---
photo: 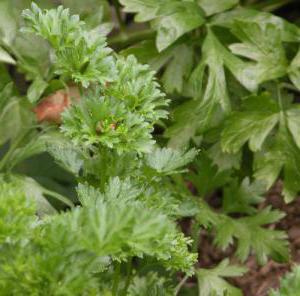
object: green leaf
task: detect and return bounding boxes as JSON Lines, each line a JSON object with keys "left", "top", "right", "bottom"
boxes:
{"left": 22, "top": 3, "right": 116, "bottom": 87}
{"left": 153, "top": 2, "right": 205, "bottom": 51}
{"left": 0, "top": 181, "right": 37, "bottom": 244}
{"left": 161, "top": 44, "right": 194, "bottom": 93}
{"left": 188, "top": 154, "right": 231, "bottom": 196}
{"left": 0, "top": 1, "right": 17, "bottom": 45}
{"left": 167, "top": 29, "right": 250, "bottom": 148}
{"left": 189, "top": 28, "right": 258, "bottom": 115}
{"left": 207, "top": 142, "right": 242, "bottom": 172}
{"left": 165, "top": 99, "right": 207, "bottom": 149}
{"left": 288, "top": 48, "right": 300, "bottom": 90}
{"left": 254, "top": 126, "right": 300, "bottom": 202}
{"left": 119, "top": 0, "right": 205, "bottom": 51}
{"left": 62, "top": 55, "right": 168, "bottom": 155}
{"left": 27, "top": 78, "right": 48, "bottom": 103}
{"left": 286, "top": 106, "right": 300, "bottom": 148}
{"left": 198, "top": 0, "right": 239, "bottom": 16}
{"left": 128, "top": 272, "right": 174, "bottom": 296}
{"left": 223, "top": 178, "right": 265, "bottom": 214}
{"left": 222, "top": 93, "right": 280, "bottom": 153}
{"left": 197, "top": 259, "right": 247, "bottom": 296}
{"left": 211, "top": 7, "right": 300, "bottom": 43}
{"left": 197, "top": 201, "right": 289, "bottom": 264}
{"left": 145, "top": 147, "right": 197, "bottom": 175}
{"left": 0, "top": 175, "right": 56, "bottom": 216}
{"left": 119, "top": 0, "right": 160, "bottom": 22}
{"left": 0, "top": 47, "right": 15, "bottom": 64}
{"left": 0, "top": 85, "right": 34, "bottom": 146}
{"left": 229, "top": 20, "right": 288, "bottom": 85}
{"left": 61, "top": 0, "right": 111, "bottom": 29}
{"left": 221, "top": 89, "right": 300, "bottom": 202}
{"left": 191, "top": 29, "right": 230, "bottom": 111}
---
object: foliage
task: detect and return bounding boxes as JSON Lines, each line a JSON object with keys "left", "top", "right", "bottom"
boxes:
{"left": 197, "top": 259, "right": 247, "bottom": 296}
{"left": 0, "top": 0, "right": 299, "bottom": 295}
{"left": 269, "top": 265, "right": 300, "bottom": 296}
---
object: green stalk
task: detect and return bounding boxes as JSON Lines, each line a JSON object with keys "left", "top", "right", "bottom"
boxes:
{"left": 109, "top": 29, "right": 155, "bottom": 50}
{"left": 252, "top": 0, "right": 294, "bottom": 12}
{"left": 280, "top": 82, "right": 300, "bottom": 94}
{"left": 112, "top": 0, "right": 126, "bottom": 33}
{"left": 121, "top": 259, "right": 133, "bottom": 296}
{"left": 191, "top": 220, "right": 201, "bottom": 253}
{"left": 43, "top": 189, "right": 74, "bottom": 208}
{"left": 174, "top": 274, "right": 190, "bottom": 296}
{"left": 112, "top": 262, "right": 121, "bottom": 296}
{"left": 0, "top": 131, "right": 28, "bottom": 172}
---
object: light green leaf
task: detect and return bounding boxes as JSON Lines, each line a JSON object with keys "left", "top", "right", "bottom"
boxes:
{"left": 190, "top": 28, "right": 258, "bottom": 103}
{"left": 119, "top": 0, "right": 160, "bottom": 22}
{"left": 119, "top": 0, "right": 205, "bottom": 51}
{"left": 146, "top": 147, "right": 197, "bottom": 175}
{"left": 0, "top": 175, "right": 56, "bottom": 216}
{"left": 197, "top": 201, "right": 289, "bottom": 263}
{"left": 153, "top": 2, "right": 205, "bottom": 51}
{"left": 0, "top": 85, "right": 34, "bottom": 146}
{"left": 229, "top": 20, "right": 288, "bottom": 85}
{"left": 254, "top": 127, "right": 300, "bottom": 202}
{"left": 191, "top": 29, "right": 230, "bottom": 111}
{"left": 27, "top": 78, "right": 48, "bottom": 103}
{"left": 222, "top": 93, "right": 280, "bottom": 153}
{"left": 197, "top": 259, "right": 247, "bottom": 296}
{"left": 207, "top": 142, "right": 241, "bottom": 172}
{"left": 288, "top": 48, "right": 300, "bottom": 90}
{"left": 0, "top": 1, "right": 17, "bottom": 45}
{"left": 0, "top": 46, "right": 15, "bottom": 64}
{"left": 286, "top": 107, "right": 300, "bottom": 148}
{"left": 211, "top": 7, "right": 300, "bottom": 43}
{"left": 198, "top": 0, "right": 239, "bottom": 16}
{"left": 188, "top": 154, "right": 231, "bottom": 196}
{"left": 161, "top": 44, "right": 193, "bottom": 93}
{"left": 165, "top": 99, "right": 215, "bottom": 149}
{"left": 128, "top": 272, "right": 174, "bottom": 295}
{"left": 223, "top": 178, "right": 265, "bottom": 214}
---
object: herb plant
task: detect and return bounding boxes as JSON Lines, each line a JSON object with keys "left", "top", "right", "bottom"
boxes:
{"left": 0, "top": 0, "right": 299, "bottom": 295}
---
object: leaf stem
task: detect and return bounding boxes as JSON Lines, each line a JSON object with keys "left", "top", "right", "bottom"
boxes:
{"left": 0, "top": 131, "right": 28, "bottom": 172}
{"left": 112, "top": 0, "right": 126, "bottom": 33}
{"left": 112, "top": 262, "right": 121, "bottom": 296}
{"left": 277, "top": 83, "right": 285, "bottom": 110}
{"left": 191, "top": 220, "right": 201, "bottom": 253}
{"left": 121, "top": 259, "right": 133, "bottom": 296}
{"left": 43, "top": 189, "right": 74, "bottom": 208}
{"left": 108, "top": 29, "right": 155, "bottom": 50}
{"left": 279, "top": 82, "right": 300, "bottom": 94}
{"left": 174, "top": 274, "right": 189, "bottom": 296}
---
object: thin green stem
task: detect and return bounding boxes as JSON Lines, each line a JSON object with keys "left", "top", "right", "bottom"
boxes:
{"left": 280, "top": 82, "right": 300, "bottom": 94}
{"left": 0, "top": 132, "right": 28, "bottom": 172}
{"left": 108, "top": 29, "right": 155, "bottom": 50}
{"left": 112, "top": 262, "right": 121, "bottom": 296}
{"left": 174, "top": 274, "right": 190, "bottom": 296}
{"left": 251, "top": 0, "right": 294, "bottom": 12}
{"left": 121, "top": 259, "right": 133, "bottom": 296}
{"left": 43, "top": 189, "right": 74, "bottom": 208}
{"left": 191, "top": 220, "right": 201, "bottom": 253}
{"left": 277, "top": 83, "right": 289, "bottom": 129}
{"left": 112, "top": 0, "right": 126, "bottom": 33}
{"left": 277, "top": 83, "right": 284, "bottom": 111}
